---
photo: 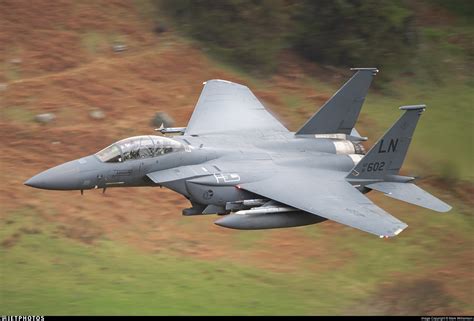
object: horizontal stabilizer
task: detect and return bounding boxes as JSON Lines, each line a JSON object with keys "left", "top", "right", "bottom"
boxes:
{"left": 367, "top": 182, "right": 452, "bottom": 212}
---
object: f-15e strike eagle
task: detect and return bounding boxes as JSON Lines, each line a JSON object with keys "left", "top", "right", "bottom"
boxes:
{"left": 25, "top": 68, "right": 451, "bottom": 238}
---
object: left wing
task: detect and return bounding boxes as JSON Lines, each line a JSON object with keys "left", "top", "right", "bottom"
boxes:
{"left": 185, "top": 79, "right": 288, "bottom": 136}
{"left": 241, "top": 168, "right": 407, "bottom": 237}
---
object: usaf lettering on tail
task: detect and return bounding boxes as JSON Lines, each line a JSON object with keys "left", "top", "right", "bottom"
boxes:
{"left": 378, "top": 138, "right": 399, "bottom": 153}
{"left": 25, "top": 68, "right": 452, "bottom": 238}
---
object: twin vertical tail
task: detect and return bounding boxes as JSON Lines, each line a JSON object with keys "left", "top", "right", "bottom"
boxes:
{"left": 347, "top": 105, "right": 426, "bottom": 180}
{"left": 347, "top": 105, "right": 452, "bottom": 213}
{"left": 295, "top": 68, "right": 451, "bottom": 213}
{"left": 296, "top": 68, "right": 378, "bottom": 136}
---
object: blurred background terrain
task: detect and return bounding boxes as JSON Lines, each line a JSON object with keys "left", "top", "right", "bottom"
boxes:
{"left": 0, "top": 0, "right": 472, "bottom": 315}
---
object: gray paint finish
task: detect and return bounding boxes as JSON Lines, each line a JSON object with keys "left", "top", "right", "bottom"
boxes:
{"left": 185, "top": 79, "right": 288, "bottom": 136}
{"left": 296, "top": 68, "right": 377, "bottom": 135}
{"left": 366, "top": 182, "right": 452, "bottom": 213}
{"left": 25, "top": 69, "right": 451, "bottom": 238}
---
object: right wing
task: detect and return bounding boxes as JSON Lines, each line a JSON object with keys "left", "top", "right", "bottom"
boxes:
{"left": 241, "top": 168, "right": 407, "bottom": 237}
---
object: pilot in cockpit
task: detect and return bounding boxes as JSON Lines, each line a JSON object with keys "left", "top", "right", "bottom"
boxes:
{"left": 95, "top": 135, "right": 184, "bottom": 163}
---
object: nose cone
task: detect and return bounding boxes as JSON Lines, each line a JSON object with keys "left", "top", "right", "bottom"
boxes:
{"left": 24, "top": 156, "right": 98, "bottom": 190}
{"left": 25, "top": 162, "right": 80, "bottom": 190}
{"left": 24, "top": 175, "right": 46, "bottom": 189}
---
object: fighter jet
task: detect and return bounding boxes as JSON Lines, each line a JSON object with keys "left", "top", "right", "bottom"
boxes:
{"left": 25, "top": 68, "right": 451, "bottom": 238}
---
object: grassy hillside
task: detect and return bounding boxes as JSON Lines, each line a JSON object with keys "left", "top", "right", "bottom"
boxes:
{"left": 1, "top": 0, "right": 472, "bottom": 316}
{"left": 2, "top": 201, "right": 472, "bottom": 315}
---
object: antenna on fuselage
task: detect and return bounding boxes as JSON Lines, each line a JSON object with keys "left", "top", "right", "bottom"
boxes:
{"left": 154, "top": 123, "right": 186, "bottom": 135}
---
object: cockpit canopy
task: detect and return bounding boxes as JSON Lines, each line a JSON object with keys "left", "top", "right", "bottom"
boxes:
{"left": 95, "top": 135, "right": 185, "bottom": 163}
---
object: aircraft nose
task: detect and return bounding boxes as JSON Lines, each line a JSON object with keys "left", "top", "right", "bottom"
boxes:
{"left": 24, "top": 160, "right": 82, "bottom": 190}
{"left": 24, "top": 163, "right": 79, "bottom": 190}
{"left": 24, "top": 175, "right": 44, "bottom": 189}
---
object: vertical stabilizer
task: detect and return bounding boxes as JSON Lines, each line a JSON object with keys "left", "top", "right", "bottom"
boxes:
{"left": 296, "top": 68, "right": 378, "bottom": 136}
{"left": 347, "top": 105, "right": 426, "bottom": 180}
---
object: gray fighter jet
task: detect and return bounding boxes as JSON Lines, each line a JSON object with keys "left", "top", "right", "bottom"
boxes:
{"left": 25, "top": 68, "right": 451, "bottom": 238}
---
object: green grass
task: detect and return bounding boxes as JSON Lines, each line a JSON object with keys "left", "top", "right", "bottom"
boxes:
{"left": 57, "top": 107, "right": 81, "bottom": 123}
{"left": 2, "top": 64, "right": 21, "bottom": 82}
{"left": 233, "top": 230, "right": 267, "bottom": 250}
{"left": 209, "top": 56, "right": 268, "bottom": 91}
{"left": 134, "top": 0, "right": 160, "bottom": 22}
{"left": 80, "top": 30, "right": 131, "bottom": 58}
{"left": 361, "top": 80, "right": 474, "bottom": 181}
{"left": 2, "top": 46, "right": 23, "bottom": 81}
{"left": 2, "top": 4, "right": 473, "bottom": 316}
{"left": 299, "top": 186, "right": 473, "bottom": 313}
{"left": 1, "top": 208, "right": 310, "bottom": 315}
{"left": 2, "top": 236, "right": 312, "bottom": 315}
{"left": 287, "top": 72, "right": 473, "bottom": 181}
{"left": 81, "top": 31, "right": 110, "bottom": 55}
{"left": 289, "top": 23, "right": 474, "bottom": 181}
{"left": 0, "top": 208, "right": 318, "bottom": 315}
{"left": 282, "top": 95, "right": 306, "bottom": 111}
{"left": 2, "top": 202, "right": 472, "bottom": 315}
{"left": 0, "top": 106, "right": 35, "bottom": 123}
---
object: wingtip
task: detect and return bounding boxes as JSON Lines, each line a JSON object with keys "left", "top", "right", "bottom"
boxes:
{"left": 394, "top": 227, "right": 405, "bottom": 236}
{"left": 379, "top": 224, "right": 408, "bottom": 238}
{"left": 350, "top": 67, "right": 379, "bottom": 74}
{"left": 436, "top": 204, "right": 453, "bottom": 213}
{"left": 399, "top": 104, "right": 427, "bottom": 111}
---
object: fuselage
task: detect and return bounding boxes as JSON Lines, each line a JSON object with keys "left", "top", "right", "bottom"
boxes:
{"left": 24, "top": 131, "right": 366, "bottom": 229}
{"left": 25, "top": 132, "right": 364, "bottom": 194}
{"left": 24, "top": 75, "right": 450, "bottom": 236}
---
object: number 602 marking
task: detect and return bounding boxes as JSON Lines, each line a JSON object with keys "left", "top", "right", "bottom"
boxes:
{"left": 366, "top": 161, "right": 385, "bottom": 172}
